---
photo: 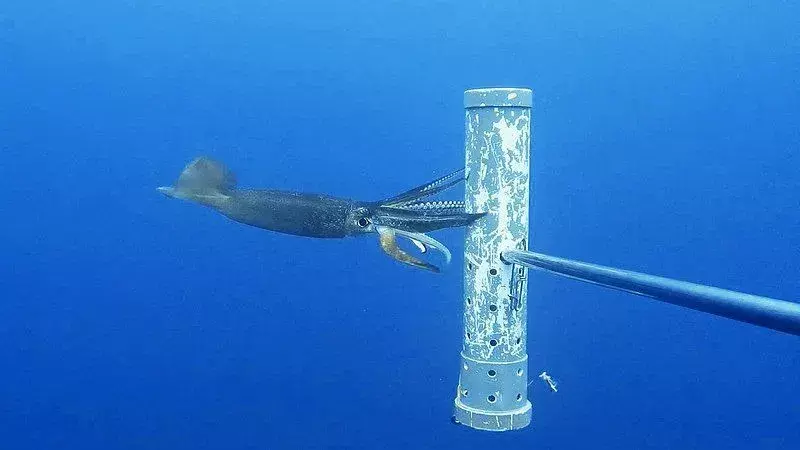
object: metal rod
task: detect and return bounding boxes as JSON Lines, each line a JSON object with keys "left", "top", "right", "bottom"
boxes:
{"left": 502, "top": 250, "right": 800, "bottom": 337}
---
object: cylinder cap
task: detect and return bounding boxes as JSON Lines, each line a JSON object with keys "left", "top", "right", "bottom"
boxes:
{"left": 464, "top": 88, "right": 532, "bottom": 108}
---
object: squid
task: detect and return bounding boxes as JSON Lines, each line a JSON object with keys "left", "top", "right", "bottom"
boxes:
{"left": 157, "top": 157, "right": 484, "bottom": 272}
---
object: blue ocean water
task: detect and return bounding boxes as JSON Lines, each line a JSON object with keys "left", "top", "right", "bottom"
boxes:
{"left": 1, "top": 1, "right": 798, "bottom": 449}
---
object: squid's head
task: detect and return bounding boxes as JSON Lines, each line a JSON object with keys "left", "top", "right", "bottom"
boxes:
{"left": 345, "top": 204, "right": 452, "bottom": 273}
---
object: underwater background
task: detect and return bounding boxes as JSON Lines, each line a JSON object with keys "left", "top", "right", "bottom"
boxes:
{"left": 1, "top": 1, "right": 799, "bottom": 449}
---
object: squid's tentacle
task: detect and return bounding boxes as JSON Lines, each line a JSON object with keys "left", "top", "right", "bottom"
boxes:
{"left": 377, "top": 226, "right": 440, "bottom": 273}
{"left": 388, "top": 227, "right": 452, "bottom": 265}
{"left": 379, "top": 168, "right": 465, "bottom": 207}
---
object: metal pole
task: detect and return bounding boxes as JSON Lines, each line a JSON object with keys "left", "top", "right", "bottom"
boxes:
{"left": 453, "top": 88, "right": 533, "bottom": 431}
{"left": 502, "top": 250, "right": 800, "bottom": 337}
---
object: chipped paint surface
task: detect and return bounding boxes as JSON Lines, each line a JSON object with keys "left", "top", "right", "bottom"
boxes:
{"left": 453, "top": 88, "right": 533, "bottom": 431}
{"left": 463, "top": 107, "right": 530, "bottom": 362}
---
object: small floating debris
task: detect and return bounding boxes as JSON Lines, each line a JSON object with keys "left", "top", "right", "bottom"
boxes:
{"left": 539, "top": 371, "right": 558, "bottom": 392}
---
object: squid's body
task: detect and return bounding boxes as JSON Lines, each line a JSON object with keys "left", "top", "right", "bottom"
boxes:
{"left": 158, "top": 157, "right": 485, "bottom": 272}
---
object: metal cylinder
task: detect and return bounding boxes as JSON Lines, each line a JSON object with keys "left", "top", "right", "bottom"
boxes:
{"left": 453, "top": 88, "right": 533, "bottom": 431}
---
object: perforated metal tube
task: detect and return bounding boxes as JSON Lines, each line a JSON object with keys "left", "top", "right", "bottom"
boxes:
{"left": 453, "top": 88, "right": 533, "bottom": 431}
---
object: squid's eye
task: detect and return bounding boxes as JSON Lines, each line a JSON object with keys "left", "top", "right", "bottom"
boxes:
{"left": 357, "top": 218, "right": 370, "bottom": 228}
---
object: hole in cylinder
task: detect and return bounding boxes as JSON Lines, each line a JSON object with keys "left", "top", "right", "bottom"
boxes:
{"left": 462, "top": 389, "right": 469, "bottom": 397}
{"left": 466, "top": 297, "right": 472, "bottom": 306}
{"left": 489, "top": 268, "right": 498, "bottom": 276}
{"left": 489, "top": 304, "right": 497, "bottom": 312}
{"left": 516, "top": 393, "right": 522, "bottom": 401}
{"left": 487, "top": 395, "right": 496, "bottom": 403}
{"left": 489, "top": 339, "right": 498, "bottom": 347}
{"left": 517, "top": 368, "right": 523, "bottom": 376}
{"left": 488, "top": 369, "right": 496, "bottom": 377}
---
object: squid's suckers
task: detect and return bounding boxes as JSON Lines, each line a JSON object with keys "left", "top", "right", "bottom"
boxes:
{"left": 157, "top": 157, "right": 484, "bottom": 272}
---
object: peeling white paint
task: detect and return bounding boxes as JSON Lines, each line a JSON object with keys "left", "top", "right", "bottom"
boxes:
{"left": 456, "top": 89, "right": 532, "bottom": 431}
{"left": 463, "top": 105, "right": 531, "bottom": 361}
